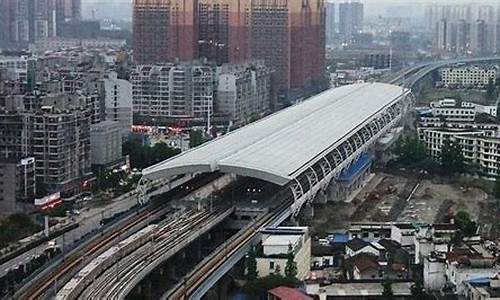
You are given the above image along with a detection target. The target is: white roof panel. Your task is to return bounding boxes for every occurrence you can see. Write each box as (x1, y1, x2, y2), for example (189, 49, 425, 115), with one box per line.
(143, 83, 407, 185)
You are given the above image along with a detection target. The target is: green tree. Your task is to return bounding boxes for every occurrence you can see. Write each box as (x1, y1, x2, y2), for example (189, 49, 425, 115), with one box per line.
(246, 245, 258, 281)
(382, 278, 394, 299)
(123, 140, 180, 169)
(411, 280, 432, 299)
(454, 210, 478, 236)
(284, 243, 297, 280)
(189, 130, 204, 148)
(392, 136, 428, 165)
(440, 138, 464, 175)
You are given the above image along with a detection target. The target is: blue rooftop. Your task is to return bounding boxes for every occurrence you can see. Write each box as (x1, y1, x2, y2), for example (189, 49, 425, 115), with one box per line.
(466, 277, 491, 284)
(338, 153, 373, 182)
(333, 234, 349, 243)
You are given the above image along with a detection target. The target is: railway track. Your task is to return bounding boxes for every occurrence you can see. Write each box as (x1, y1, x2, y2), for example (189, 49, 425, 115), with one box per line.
(20, 173, 223, 300)
(79, 209, 217, 299)
(167, 196, 294, 299)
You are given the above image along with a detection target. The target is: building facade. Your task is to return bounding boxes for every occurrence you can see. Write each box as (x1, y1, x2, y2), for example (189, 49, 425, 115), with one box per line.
(132, 0, 326, 95)
(132, 0, 197, 64)
(90, 121, 122, 167)
(255, 227, 311, 281)
(132, 63, 214, 120)
(338, 1, 363, 44)
(0, 157, 36, 215)
(102, 72, 132, 138)
(216, 61, 273, 125)
(325, 2, 335, 46)
(439, 66, 497, 88)
(32, 95, 91, 194)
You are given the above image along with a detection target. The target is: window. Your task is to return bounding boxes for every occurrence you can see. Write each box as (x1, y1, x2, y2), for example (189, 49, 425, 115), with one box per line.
(269, 261, 275, 270)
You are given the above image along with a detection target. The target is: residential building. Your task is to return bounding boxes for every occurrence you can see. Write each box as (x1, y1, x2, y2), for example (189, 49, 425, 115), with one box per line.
(132, 0, 197, 63)
(132, 0, 326, 95)
(0, 157, 36, 216)
(305, 281, 413, 299)
(424, 252, 448, 290)
(0, 110, 31, 159)
(415, 223, 457, 264)
(256, 227, 311, 280)
(216, 61, 273, 126)
(464, 274, 500, 300)
(446, 248, 498, 295)
(0, 56, 29, 81)
(0, 0, 12, 47)
(417, 98, 500, 177)
(427, 4, 500, 55)
(349, 252, 381, 280)
(90, 121, 122, 167)
(423, 99, 497, 123)
(424, 243, 499, 293)
(348, 222, 392, 241)
(132, 63, 214, 120)
(102, 71, 132, 138)
(439, 66, 497, 89)
(338, 1, 364, 44)
(345, 237, 382, 258)
(32, 94, 92, 195)
(197, 0, 249, 65)
(325, 2, 335, 46)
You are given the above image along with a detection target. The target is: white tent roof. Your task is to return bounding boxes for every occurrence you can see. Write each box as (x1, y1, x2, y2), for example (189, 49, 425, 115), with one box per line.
(142, 83, 408, 185)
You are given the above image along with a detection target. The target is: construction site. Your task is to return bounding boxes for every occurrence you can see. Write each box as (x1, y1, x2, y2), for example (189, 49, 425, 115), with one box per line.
(304, 171, 500, 239)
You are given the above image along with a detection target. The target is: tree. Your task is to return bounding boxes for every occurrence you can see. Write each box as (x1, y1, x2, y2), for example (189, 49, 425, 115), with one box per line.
(392, 135, 428, 165)
(246, 245, 258, 281)
(189, 130, 204, 148)
(411, 280, 432, 300)
(440, 138, 464, 175)
(382, 278, 394, 299)
(123, 140, 180, 169)
(454, 210, 478, 236)
(284, 243, 297, 280)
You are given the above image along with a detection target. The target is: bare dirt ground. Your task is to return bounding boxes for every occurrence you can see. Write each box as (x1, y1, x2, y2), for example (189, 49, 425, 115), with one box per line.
(303, 172, 500, 239)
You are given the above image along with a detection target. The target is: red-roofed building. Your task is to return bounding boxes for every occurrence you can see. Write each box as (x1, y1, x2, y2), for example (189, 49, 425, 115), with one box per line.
(268, 286, 313, 300)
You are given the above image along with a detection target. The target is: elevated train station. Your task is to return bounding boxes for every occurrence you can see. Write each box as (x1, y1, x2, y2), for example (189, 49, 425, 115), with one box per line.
(143, 82, 412, 215)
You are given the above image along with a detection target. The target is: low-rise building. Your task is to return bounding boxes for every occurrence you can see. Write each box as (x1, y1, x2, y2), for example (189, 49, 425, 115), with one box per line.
(256, 227, 311, 280)
(268, 286, 313, 300)
(417, 98, 500, 177)
(0, 157, 36, 216)
(424, 243, 500, 294)
(439, 66, 498, 88)
(464, 274, 500, 300)
(345, 237, 381, 258)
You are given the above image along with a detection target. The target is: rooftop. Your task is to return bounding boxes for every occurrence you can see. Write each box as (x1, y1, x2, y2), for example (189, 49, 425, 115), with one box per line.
(143, 83, 407, 185)
(263, 234, 302, 248)
(268, 286, 312, 300)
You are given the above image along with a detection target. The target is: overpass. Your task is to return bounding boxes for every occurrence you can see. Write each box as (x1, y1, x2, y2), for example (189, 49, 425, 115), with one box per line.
(387, 56, 500, 87)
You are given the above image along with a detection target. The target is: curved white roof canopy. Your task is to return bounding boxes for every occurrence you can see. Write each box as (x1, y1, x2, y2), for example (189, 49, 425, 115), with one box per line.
(142, 83, 408, 185)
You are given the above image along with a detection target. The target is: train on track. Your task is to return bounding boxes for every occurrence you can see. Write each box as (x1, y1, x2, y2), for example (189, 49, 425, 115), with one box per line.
(56, 225, 158, 300)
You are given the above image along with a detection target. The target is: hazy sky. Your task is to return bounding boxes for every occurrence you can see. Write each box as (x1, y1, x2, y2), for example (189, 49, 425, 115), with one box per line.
(81, 0, 500, 22)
